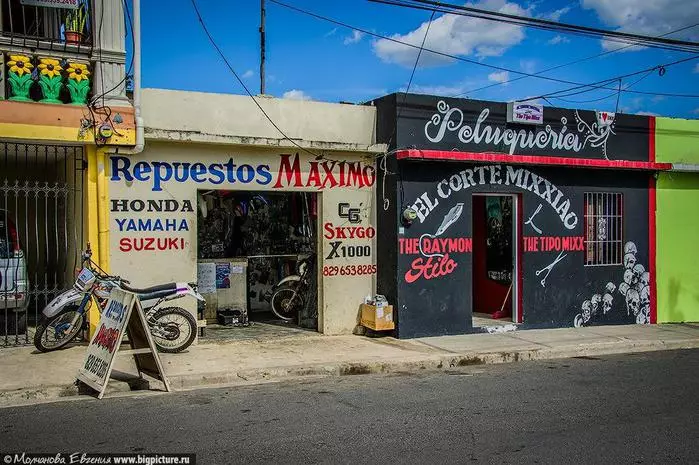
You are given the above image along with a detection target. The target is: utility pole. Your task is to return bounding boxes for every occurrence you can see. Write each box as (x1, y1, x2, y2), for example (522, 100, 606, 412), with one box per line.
(259, 0, 266, 95)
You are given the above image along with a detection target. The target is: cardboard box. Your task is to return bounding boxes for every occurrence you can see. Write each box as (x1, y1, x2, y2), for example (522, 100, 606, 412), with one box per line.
(360, 304, 395, 331)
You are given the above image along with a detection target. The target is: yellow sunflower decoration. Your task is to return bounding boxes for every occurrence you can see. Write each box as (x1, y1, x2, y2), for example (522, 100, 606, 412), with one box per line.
(7, 55, 33, 76)
(66, 62, 90, 82)
(38, 58, 63, 79)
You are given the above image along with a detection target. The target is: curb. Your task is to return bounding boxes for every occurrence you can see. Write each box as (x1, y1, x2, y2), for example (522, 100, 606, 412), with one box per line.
(2, 337, 698, 407)
(168, 337, 699, 390)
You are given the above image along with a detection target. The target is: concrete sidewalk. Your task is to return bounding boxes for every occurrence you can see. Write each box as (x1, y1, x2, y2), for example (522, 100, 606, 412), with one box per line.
(1, 323, 699, 407)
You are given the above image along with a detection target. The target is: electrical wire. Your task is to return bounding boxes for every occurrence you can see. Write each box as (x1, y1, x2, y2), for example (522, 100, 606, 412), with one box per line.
(452, 23, 699, 98)
(85, 0, 136, 145)
(270, 0, 699, 99)
(91, 0, 135, 103)
(373, 0, 699, 53)
(550, 70, 655, 104)
(521, 56, 699, 102)
(189, 0, 330, 161)
(380, 9, 435, 211)
(403, 10, 435, 105)
(384, 10, 435, 158)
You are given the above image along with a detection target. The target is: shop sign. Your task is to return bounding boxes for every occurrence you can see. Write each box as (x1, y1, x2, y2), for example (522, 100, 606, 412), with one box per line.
(77, 289, 134, 393)
(274, 154, 375, 189)
(507, 102, 544, 125)
(21, 0, 78, 9)
(406, 96, 653, 161)
(425, 102, 589, 156)
(411, 165, 579, 230)
(110, 154, 376, 192)
(77, 288, 171, 398)
(338, 203, 361, 224)
(323, 224, 375, 240)
(596, 111, 615, 128)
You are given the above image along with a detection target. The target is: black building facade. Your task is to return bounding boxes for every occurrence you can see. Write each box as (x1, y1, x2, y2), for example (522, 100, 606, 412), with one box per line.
(371, 93, 668, 339)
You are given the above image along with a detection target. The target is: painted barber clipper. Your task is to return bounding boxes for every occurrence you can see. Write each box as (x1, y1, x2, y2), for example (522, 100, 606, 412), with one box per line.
(419, 203, 464, 258)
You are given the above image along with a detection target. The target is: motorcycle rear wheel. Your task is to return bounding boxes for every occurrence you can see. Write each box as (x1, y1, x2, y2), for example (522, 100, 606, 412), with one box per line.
(33, 306, 84, 353)
(150, 306, 197, 353)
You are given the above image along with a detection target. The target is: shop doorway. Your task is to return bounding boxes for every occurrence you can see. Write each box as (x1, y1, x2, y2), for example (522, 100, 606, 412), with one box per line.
(472, 194, 520, 328)
(196, 190, 318, 337)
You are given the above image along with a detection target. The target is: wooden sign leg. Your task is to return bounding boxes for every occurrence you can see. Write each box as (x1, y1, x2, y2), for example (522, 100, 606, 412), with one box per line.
(125, 299, 172, 392)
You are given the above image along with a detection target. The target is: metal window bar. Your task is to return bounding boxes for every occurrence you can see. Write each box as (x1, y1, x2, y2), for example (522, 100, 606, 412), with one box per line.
(1, 141, 84, 347)
(0, 0, 93, 51)
(583, 192, 623, 267)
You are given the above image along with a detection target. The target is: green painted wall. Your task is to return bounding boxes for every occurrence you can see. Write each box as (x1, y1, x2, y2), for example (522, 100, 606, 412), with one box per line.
(656, 116, 699, 323)
(656, 117, 699, 164)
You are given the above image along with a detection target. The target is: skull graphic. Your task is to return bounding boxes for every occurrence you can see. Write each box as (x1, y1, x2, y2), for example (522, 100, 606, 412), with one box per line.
(624, 242, 638, 255)
(618, 282, 630, 297)
(582, 300, 592, 322)
(640, 285, 650, 307)
(624, 269, 634, 286)
(602, 293, 614, 314)
(623, 253, 637, 269)
(641, 272, 650, 287)
(591, 294, 602, 316)
(637, 305, 650, 324)
(625, 288, 640, 317)
(605, 282, 617, 294)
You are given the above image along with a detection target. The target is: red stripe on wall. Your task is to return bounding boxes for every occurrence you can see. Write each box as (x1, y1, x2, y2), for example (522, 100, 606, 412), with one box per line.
(648, 116, 657, 324)
(396, 149, 672, 171)
(649, 116, 656, 163)
(649, 175, 657, 324)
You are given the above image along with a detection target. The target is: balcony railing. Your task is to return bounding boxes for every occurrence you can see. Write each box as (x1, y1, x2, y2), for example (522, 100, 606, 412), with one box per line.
(1, 51, 91, 104)
(0, 0, 93, 53)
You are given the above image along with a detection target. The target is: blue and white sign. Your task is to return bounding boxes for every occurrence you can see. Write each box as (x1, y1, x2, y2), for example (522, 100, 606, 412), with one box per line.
(507, 102, 544, 125)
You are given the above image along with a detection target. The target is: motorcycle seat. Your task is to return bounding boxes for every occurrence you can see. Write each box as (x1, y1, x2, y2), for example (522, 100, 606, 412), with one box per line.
(122, 282, 180, 301)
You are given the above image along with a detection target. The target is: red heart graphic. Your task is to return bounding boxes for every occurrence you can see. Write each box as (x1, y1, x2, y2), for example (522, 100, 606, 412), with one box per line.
(602, 113, 608, 122)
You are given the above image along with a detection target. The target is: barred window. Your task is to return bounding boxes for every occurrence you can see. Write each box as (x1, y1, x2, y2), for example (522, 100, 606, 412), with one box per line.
(584, 192, 623, 266)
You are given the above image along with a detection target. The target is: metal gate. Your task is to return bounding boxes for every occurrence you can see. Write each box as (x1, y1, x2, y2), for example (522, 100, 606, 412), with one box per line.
(1, 142, 85, 346)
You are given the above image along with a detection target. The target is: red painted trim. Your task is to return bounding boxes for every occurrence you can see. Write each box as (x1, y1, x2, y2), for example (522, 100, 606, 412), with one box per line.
(396, 149, 672, 171)
(649, 116, 656, 163)
(649, 175, 658, 324)
(517, 193, 524, 324)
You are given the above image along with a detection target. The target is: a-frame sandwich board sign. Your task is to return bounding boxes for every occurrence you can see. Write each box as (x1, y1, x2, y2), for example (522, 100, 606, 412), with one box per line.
(77, 287, 171, 399)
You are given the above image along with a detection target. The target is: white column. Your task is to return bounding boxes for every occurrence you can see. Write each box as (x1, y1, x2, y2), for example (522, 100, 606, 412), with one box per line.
(90, 0, 131, 107)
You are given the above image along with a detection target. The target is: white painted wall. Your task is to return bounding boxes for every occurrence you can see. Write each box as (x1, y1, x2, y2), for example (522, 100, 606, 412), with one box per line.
(141, 89, 379, 150)
(108, 142, 377, 335)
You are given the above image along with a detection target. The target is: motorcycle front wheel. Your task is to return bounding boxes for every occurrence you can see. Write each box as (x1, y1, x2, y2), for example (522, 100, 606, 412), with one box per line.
(149, 307, 197, 353)
(271, 287, 303, 321)
(33, 306, 84, 352)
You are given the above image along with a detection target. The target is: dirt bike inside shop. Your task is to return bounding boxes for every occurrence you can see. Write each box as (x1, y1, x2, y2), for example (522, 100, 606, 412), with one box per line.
(195, 190, 319, 340)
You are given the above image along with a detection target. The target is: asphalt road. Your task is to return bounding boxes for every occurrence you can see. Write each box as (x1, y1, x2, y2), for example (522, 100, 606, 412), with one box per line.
(2, 349, 699, 464)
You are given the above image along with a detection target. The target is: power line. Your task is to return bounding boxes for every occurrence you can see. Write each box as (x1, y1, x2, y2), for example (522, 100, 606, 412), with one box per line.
(452, 23, 699, 98)
(381, 10, 435, 211)
(189, 0, 324, 160)
(372, 0, 699, 53)
(270, 0, 699, 99)
(519, 57, 699, 102)
(90, 0, 135, 106)
(403, 10, 435, 100)
(550, 70, 654, 104)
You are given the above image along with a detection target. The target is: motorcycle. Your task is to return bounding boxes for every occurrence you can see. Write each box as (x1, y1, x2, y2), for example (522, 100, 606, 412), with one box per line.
(33, 245, 203, 353)
(269, 254, 315, 321)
